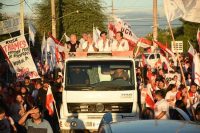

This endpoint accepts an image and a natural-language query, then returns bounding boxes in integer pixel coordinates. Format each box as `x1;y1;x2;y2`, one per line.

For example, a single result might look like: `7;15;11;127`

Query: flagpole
167;21;187;87
134;46;140;57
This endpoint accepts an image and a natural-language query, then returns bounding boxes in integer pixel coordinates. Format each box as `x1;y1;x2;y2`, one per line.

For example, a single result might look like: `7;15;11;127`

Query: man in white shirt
111;31;129;51
154;90;169;120
97;31;111;52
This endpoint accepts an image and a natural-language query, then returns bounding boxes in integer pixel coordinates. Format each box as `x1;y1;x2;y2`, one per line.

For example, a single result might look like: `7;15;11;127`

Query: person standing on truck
65;34;81;52
97;31;111;52
111;31;129;51
82;34;99;52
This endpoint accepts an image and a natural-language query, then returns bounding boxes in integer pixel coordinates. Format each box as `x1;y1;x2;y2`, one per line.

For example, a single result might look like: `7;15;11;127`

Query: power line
24;0;34;13
1;0;25;6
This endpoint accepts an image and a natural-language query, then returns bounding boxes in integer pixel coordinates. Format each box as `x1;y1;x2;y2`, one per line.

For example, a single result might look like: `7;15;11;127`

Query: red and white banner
154;41;175;57
193;53;200;86
164;0;200;23
137;38;152;48
46;86;54;116
108;16;138;50
197;28;200;47
0;36;40;81
188;41;196;58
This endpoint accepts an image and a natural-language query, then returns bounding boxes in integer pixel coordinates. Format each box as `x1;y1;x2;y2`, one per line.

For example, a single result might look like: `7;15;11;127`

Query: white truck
59;52;139;132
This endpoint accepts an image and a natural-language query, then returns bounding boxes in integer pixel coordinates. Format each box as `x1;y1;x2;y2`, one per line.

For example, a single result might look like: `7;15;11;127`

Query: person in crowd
0;106;17;133
189;83;199;105
9;94;27;132
24;76;35;95
65;34;81;52
20;86;34;110
185;73;193;86
97;31;111;52
69;67;90;85
111;31;129;51
195;103;200;122
18;107;53;133
32;79;43;105
165;84;177;108
82;33;99;52
158;80;166;90
154;90;169;120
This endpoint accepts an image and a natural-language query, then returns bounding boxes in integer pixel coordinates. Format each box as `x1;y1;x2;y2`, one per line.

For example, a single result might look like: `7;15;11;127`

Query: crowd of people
0;31;200;133
138;53;200;121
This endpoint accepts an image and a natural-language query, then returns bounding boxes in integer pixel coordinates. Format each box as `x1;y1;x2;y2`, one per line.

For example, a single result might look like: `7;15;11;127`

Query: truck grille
67;103;132;113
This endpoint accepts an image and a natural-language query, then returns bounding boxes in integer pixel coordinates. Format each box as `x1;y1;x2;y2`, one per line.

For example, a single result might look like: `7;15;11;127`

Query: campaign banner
108;16;138;50
0;17;21;35
0;36;40;81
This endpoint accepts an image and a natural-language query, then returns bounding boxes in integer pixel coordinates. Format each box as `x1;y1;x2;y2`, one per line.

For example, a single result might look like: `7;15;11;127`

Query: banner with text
0;36;40;80
0;17;20;35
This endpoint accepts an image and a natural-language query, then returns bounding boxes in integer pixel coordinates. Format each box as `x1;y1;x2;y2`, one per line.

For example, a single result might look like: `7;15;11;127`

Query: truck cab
59;52;139;132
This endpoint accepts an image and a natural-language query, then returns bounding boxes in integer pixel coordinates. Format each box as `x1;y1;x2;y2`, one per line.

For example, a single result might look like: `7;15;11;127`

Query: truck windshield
65;60;134;90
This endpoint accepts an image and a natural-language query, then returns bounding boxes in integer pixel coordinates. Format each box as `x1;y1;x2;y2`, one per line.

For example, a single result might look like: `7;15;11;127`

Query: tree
35;0;107;39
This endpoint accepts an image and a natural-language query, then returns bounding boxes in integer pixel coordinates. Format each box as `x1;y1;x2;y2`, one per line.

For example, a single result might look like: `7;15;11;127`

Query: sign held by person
0;35;40;80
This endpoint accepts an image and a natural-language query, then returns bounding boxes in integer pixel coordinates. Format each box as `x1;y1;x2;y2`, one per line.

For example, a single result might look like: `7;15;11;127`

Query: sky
1;0;181;37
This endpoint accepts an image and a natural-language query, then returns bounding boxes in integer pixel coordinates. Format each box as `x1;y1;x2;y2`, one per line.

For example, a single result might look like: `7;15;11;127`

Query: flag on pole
93;27;101;44
28;22;36;46
137;38;152;48
197;28;200;47
46;86;54;116
188;41;196;58
164;0;200;23
154;41;175;57
64;33;70;42
193;53;200;86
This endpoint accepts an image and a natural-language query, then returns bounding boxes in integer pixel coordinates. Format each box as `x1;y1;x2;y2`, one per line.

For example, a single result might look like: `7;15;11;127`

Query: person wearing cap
97;31;111;52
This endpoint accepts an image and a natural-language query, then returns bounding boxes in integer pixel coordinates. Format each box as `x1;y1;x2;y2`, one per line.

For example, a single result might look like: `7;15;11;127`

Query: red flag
137;38;152;48
154;41;175;57
145;93;155;110
46;86;54;116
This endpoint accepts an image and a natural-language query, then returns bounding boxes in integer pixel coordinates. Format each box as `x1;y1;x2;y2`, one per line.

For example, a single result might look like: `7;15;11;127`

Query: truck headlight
96;103;104;112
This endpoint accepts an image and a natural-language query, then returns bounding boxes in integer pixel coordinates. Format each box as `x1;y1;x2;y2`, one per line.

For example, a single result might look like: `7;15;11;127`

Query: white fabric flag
93;27;101;44
193;53;200;86
188;41;196;57
164;0;200;23
28;22;36;46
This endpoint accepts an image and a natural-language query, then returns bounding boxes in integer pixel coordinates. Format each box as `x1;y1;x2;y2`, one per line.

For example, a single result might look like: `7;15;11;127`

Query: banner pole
167;21;187;87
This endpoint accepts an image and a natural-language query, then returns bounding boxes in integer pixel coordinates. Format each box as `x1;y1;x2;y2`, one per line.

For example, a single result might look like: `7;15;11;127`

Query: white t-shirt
82;41;98;52
111;39;129;51
154;99;169;120
165;91;177;107
97;39;111;52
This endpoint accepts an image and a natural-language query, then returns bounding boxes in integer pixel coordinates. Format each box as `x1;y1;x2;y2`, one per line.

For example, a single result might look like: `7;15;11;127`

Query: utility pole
153;0;158;41
112;0;114;18
20;0;24;35
51;0;56;38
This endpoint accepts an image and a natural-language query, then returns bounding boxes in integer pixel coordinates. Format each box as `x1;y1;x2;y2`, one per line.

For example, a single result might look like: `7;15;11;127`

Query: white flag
193;53;200;86
28;22;36;46
164;0;200;23
64;33;70;42
93;27;101;44
188;41;196;57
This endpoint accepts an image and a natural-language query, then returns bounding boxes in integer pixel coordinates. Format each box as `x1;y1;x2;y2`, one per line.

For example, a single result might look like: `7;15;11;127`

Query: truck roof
65;51;134;61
